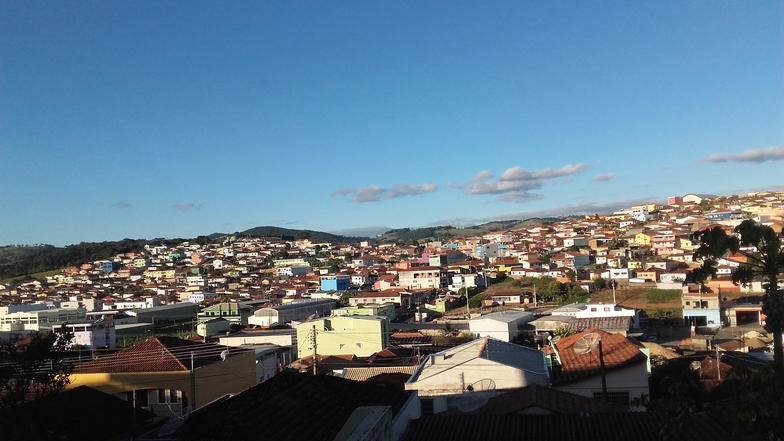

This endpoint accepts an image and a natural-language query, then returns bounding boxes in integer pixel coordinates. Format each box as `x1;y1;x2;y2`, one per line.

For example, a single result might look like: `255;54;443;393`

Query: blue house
102;261;120;274
320;275;350;291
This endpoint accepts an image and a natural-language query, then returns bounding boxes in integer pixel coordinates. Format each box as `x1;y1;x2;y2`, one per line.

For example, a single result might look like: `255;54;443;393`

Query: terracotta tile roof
551;329;647;386
342;366;418;382
173;372;413;441
73;336;248;374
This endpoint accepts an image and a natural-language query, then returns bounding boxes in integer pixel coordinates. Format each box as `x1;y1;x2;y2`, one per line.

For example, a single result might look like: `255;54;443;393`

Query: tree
690;220;784;370
565;269;577;283
0;327;74;409
544;281;563;302
593;277;607;290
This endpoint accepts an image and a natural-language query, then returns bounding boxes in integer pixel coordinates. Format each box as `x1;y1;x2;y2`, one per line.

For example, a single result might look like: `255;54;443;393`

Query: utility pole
611;279;617;304
190;351;196;410
311;325;318;375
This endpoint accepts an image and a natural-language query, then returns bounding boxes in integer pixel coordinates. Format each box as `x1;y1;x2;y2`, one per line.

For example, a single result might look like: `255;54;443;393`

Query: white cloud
386;183;438;199
703;146;784;163
351;186;387;203
592;173;615;182
455;163;588;202
332;183;438;204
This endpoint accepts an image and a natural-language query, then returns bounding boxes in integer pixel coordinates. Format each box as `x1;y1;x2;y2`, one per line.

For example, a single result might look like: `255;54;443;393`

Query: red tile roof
551;329;647;385
73;336;248;374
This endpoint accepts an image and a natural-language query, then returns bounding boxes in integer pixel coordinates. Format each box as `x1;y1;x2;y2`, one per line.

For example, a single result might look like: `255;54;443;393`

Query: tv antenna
572;332;608;402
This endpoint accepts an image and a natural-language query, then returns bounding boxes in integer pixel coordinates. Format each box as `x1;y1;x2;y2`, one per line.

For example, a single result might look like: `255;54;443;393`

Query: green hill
228;226;368;243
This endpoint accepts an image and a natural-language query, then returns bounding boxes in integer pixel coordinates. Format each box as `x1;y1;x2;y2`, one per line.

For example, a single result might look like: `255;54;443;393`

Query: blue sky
1;1;782;246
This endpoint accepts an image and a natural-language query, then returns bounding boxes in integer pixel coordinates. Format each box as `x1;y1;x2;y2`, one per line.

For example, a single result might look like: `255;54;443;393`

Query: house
469;310;536;342
134;372;421;441
321;274;351;291
397;267;447;290
551;302;641;328
295;315;390;358
404;337;550;414
548;329;650;405
58;318;116;349
69;337;257;417
333;303;396;322
682;284;722;328
483;291;534;308
550;253;590;269
349;289;413;309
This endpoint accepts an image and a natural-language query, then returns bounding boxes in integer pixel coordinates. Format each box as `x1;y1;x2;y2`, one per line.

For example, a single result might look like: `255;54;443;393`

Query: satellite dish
573;332;601;355
157;407;190;436
457;379;496;413
689;361;702;371
469;378;496;392
220;349;229;361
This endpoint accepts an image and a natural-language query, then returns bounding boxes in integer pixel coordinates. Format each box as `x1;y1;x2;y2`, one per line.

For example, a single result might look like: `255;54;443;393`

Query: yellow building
69;337;257;419
143;269;176;279
633;232;654;246
296;315;389;359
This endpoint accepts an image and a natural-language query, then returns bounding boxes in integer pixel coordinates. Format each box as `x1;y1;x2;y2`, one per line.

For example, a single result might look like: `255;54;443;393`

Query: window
169;389;179;404
134;390;149;407
158;389;167;404
590;307;597;312
604;307;610;312
421;399;434;415
593;391;630;405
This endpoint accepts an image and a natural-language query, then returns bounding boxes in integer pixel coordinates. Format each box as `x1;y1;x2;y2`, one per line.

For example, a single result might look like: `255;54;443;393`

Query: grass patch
645;289;681;303
1;269;60;285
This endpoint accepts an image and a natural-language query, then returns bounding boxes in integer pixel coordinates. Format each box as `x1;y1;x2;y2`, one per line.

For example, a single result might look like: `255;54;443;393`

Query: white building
469;310;536;342
59;319;116;349
405;337;549;414
188;292;221;304
0;307;87;332
551;302;640;328
248;299;336;328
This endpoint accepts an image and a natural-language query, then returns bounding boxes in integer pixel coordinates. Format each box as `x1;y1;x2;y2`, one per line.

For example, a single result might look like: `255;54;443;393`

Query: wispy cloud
454;164;588;202
173;203;200;211
331;183;438;204
703;146;784;163
592;173;615;182
113;202;133;209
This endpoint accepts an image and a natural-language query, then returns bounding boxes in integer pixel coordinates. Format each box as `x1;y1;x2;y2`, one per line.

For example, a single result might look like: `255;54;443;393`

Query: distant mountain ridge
373;217;574;244
1;217;573;280
211;226;370;243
